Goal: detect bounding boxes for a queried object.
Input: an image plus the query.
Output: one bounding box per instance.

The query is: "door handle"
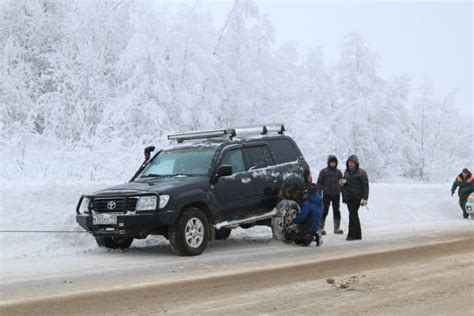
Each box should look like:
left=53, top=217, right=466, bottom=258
left=241, top=178, right=251, bottom=184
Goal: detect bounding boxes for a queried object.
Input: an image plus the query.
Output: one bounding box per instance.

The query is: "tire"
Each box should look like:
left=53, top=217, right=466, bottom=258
left=271, top=199, right=301, bottom=242
left=169, top=207, right=209, bottom=256
left=215, top=228, right=232, bottom=240
left=95, top=236, right=133, bottom=249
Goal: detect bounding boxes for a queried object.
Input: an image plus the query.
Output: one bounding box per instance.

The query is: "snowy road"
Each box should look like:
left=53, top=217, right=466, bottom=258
left=1, top=182, right=473, bottom=314
left=1, top=224, right=473, bottom=315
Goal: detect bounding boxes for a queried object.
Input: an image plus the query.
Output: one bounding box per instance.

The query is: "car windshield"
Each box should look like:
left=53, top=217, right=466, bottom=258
left=140, top=147, right=216, bottom=177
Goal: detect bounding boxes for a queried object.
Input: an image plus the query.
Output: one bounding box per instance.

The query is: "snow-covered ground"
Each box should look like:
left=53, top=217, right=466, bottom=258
left=0, top=182, right=468, bottom=259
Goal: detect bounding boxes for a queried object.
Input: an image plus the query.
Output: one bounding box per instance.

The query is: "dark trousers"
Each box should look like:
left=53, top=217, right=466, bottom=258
left=347, top=199, right=362, bottom=239
left=459, top=196, right=468, bottom=217
left=322, top=194, right=341, bottom=221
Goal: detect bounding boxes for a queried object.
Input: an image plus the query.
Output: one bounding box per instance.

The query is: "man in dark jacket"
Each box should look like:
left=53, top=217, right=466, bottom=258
left=340, top=155, right=369, bottom=241
left=316, top=155, right=343, bottom=235
left=451, top=168, right=473, bottom=219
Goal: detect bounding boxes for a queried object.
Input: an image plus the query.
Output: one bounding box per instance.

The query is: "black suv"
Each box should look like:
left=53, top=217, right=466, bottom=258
left=76, top=124, right=312, bottom=256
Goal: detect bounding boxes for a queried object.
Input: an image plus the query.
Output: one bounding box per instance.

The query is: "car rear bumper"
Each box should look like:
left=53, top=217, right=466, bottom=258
left=76, top=210, right=179, bottom=237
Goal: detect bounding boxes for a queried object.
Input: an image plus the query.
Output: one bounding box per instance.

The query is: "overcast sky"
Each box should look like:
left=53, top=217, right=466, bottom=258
left=205, top=0, right=472, bottom=114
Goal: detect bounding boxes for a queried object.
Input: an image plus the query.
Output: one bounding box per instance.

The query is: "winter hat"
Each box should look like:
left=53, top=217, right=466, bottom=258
left=279, top=184, right=303, bottom=203
left=309, top=183, right=320, bottom=194
left=462, top=168, right=472, bottom=177
left=327, top=155, right=338, bottom=167
left=346, top=155, right=360, bottom=169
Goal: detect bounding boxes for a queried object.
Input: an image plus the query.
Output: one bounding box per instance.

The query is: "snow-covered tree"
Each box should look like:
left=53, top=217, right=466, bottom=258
left=0, top=1, right=469, bottom=182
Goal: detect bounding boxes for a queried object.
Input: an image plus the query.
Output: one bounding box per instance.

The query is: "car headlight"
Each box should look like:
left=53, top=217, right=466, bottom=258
left=136, top=196, right=157, bottom=211
left=79, top=197, right=90, bottom=214
left=135, top=195, right=170, bottom=211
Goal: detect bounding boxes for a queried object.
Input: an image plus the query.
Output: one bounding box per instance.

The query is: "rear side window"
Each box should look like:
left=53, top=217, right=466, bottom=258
left=244, top=146, right=273, bottom=169
left=266, top=139, right=298, bottom=164
left=220, top=149, right=246, bottom=173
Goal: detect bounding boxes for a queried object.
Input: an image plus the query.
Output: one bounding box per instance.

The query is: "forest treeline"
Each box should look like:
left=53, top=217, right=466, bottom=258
left=0, top=0, right=471, bottom=182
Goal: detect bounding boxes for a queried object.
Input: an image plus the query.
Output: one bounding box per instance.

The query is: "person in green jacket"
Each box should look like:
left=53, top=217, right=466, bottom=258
left=451, top=168, right=474, bottom=219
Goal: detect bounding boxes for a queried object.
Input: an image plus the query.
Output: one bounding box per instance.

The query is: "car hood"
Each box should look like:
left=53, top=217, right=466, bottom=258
left=92, top=176, right=207, bottom=196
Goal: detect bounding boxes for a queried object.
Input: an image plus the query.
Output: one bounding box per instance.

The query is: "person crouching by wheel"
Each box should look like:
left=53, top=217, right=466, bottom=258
left=286, top=184, right=324, bottom=246
left=340, top=155, right=369, bottom=241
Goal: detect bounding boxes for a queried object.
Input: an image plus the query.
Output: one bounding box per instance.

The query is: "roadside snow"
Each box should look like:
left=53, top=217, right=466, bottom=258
left=0, top=182, right=469, bottom=259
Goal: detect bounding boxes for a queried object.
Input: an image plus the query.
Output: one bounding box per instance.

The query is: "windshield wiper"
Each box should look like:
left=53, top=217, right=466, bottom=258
left=141, top=173, right=195, bottom=179
left=141, top=173, right=165, bottom=178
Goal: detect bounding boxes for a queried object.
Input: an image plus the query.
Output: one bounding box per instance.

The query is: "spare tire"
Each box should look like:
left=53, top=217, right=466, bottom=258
left=271, top=199, right=300, bottom=242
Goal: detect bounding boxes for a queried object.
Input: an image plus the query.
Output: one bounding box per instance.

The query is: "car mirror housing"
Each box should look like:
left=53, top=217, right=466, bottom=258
left=211, top=165, right=233, bottom=183
left=217, top=165, right=233, bottom=177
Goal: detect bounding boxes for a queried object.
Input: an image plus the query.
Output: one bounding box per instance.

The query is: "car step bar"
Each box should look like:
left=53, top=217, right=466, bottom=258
left=168, top=123, right=285, bottom=143
left=214, top=209, right=277, bottom=229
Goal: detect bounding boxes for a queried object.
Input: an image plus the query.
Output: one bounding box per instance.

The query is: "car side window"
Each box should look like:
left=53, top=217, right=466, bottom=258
left=267, top=139, right=298, bottom=164
left=244, top=146, right=273, bottom=170
left=220, top=149, right=245, bottom=173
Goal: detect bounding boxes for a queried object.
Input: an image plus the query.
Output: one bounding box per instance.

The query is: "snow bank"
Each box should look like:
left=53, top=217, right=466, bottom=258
left=0, top=182, right=466, bottom=259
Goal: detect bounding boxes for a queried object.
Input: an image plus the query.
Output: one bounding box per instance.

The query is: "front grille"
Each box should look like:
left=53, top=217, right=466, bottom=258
left=92, top=197, right=138, bottom=213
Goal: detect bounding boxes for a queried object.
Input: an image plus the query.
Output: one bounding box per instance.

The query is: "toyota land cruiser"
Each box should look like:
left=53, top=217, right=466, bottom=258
left=76, top=124, right=312, bottom=256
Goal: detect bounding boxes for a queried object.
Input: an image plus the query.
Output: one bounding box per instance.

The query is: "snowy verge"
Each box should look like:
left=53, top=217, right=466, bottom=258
left=0, top=182, right=469, bottom=259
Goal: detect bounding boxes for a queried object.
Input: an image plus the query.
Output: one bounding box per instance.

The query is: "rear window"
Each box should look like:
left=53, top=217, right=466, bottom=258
left=244, top=146, right=273, bottom=169
left=266, top=139, right=298, bottom=164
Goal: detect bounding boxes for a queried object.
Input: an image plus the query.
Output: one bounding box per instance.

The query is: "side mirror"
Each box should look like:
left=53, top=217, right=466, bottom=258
left=211, top=165, right=233, bottom=183
left=217, top=165, right=233, bottom=177
left=144, top=146, right=156, bottom=161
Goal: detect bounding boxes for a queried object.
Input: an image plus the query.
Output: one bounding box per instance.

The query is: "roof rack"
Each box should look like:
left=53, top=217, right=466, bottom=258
left=167, top=123, right=285, bottom=143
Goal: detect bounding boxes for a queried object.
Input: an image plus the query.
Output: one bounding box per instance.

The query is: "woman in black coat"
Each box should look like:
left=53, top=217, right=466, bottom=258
left=340, top=155, right=369, bottom=240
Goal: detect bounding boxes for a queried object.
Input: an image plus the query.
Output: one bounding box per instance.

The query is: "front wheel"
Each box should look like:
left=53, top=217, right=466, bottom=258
left=95, top=236, right=133, bottom=249
left=169, top=207, right=209, bottom=256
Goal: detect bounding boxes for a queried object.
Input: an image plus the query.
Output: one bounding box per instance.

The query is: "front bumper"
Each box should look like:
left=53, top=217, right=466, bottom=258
left=76, top=210, right=179, bottom=237
left=76, top=192, right=180, bottom=237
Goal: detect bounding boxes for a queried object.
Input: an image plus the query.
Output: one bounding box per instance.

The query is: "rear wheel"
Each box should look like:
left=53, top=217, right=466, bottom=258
left=215, top=228, right=232, bottom=240
left=169, top=207, right=209, bottom=256
left=95, top=236, right=133, bottom=249
left=271, top=199, right=300, bottom=242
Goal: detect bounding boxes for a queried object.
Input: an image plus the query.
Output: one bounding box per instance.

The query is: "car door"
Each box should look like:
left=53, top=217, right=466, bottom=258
left=213, top=146, right=255, bottom=221
left=243, top=144, right=279, bottom=214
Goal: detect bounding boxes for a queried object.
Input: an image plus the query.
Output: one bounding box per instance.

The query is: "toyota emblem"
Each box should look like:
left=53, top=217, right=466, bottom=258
left=107, top=201, right=117, bottom=210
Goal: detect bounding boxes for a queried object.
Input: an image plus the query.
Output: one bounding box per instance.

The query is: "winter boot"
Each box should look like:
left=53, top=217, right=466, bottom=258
left=315, top=232, right=323, bottom=247
left=320, top=219, right=326, bottom=236
left=334, top=219, right=344, bottom=234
